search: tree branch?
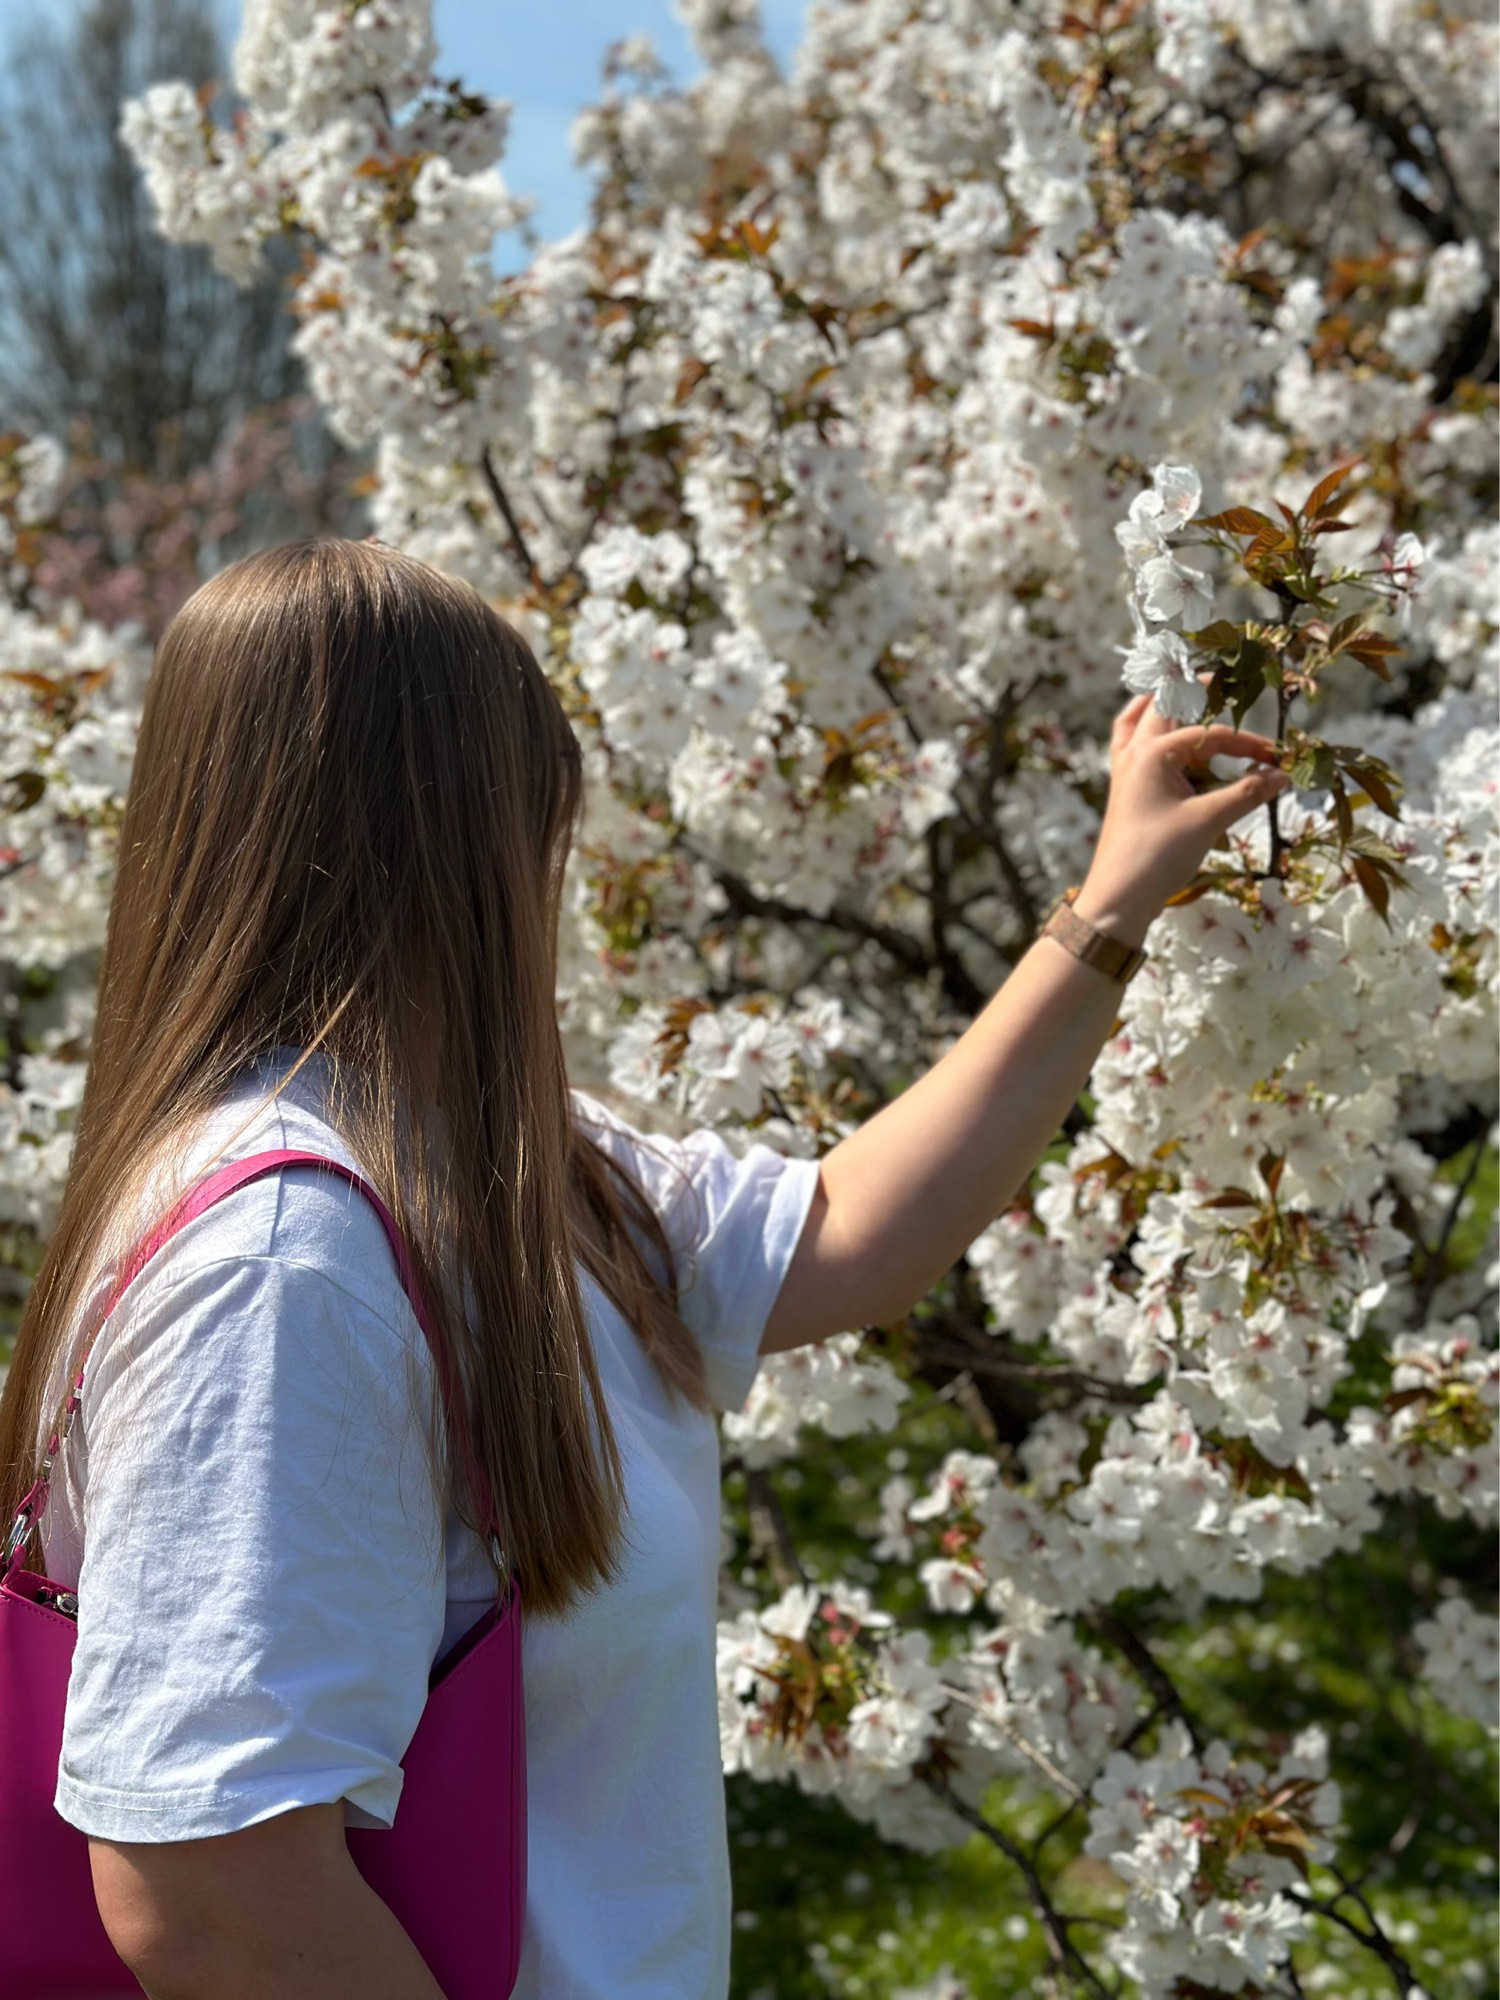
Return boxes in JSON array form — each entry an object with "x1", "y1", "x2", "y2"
[
  {"x1": 1079, "y1": 1610, "x2": 1204, "y2": 1756},
  {"x1": 916, "y1": 1768, "x2": 1115, "y2": 1997},
  {"x1": 914, "y1": 1333, "x2": 1148, "y2": 1406},
  {"x1": 672, "y1": 835, "x2": 936, "y2": 981},
  {"x1": 1413, "y1": 1127, "x2": 1489, "y2": 1320},
  {"x1": 870, "y1": 660, "x2": 924, "y2": 753},
  {"x1": 965, "y1": 673, "x2": 1049, "y2": 940},
  {"x1": 744, "y1": 1466, "x2": 808, "y2": 1593},
  {"x1": 1034, "y1": 1698, "x2": 1169, "y2": 1858},
  {"x1": 1289, "y1": 1872, "x2": 1422, "y2": 1996},
  {"x1": 1239, "y1": 52, "x2": 1479, "y2": 250},
  {"x1": 939, "y1": 1686, "x2": 1090, "y2": 1803},
  {"x1": 478, "y1": 446, "x2": 543, "y2": 589},
  {"x1": 1282, "y1": 1950, "x2": 1311, "y2": 2000},
  {"x1": 923, "y1": 820, "x2": 988, "y2": 1015}
]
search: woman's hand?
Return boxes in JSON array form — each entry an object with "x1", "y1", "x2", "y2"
[
  {"x1": 1074, "y1": 683, "x2": 1291, "y2": 944},
  {"x1": 89, "y1": 1804, "x2": 448, "y2": 1999},
  {"x1": 762, "y1": 680, "x2": 1296, "y2": 1352}
]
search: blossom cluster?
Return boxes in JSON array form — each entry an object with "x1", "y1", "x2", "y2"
[
  {"x1": 717, "y1": 1578, "x2": 985, "y2": 1852},
  {"x1": 1412, "y1": 1595, "x2": 1500, "y2": 1730},
  {"x1": 1082, "y1": 1719, "x2": 1341, "y2": 1997},
  {"x1": 722, "y1": 1333, "x2": 910, "y2": 1467},
  {"x1": 0, "y1": 563, "x2": 149, "y2": 1237}
]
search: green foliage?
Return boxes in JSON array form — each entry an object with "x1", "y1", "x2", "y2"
[
  {"x1": 725, "y1": 1504, "x2": 1498, "y2": 1997},
  {"x1": 725, "y1": 1772, "x2": 1064, "y2": 1999},
  {"x1": 722, "y1": 1160, "x2": 1499, "y2": 1997}
]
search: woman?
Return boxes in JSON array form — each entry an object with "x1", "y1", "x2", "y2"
[{"x1": 0, "y1": 536, "x2": 1290, "y2": 1998}]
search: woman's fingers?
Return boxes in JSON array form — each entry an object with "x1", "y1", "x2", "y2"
[
  {"x1": 1114, "y1": 684, "x2": 1284, "y2": 775},
  {"x1": 1197, "y1": 761, "x2": 1295, "y2": 830},
  {"x1": 1113, "y1": 691, "x2": 1153, "y2": 744},
  {"x1": 1160, "y1": 722, "x2": 1284, "y2": 767}
]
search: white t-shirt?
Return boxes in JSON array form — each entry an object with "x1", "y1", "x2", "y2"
[{"x1": 39, "y1": 1049, "x2": 822, "y2": 1999}]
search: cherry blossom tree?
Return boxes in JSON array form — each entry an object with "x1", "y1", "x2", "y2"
[
  {"x1": 0, "y1": 433, "x2": 150, "y2": 1297},
  {"x1": 8, "y1": 399, "x2": 362, "y2": 642},
  {"x1": 6, "y1": 0, "x2": 1497, "y2": 1991}
]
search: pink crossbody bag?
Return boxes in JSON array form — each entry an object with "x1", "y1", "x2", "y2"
[{"x1": 0, "y1": 1149, "x2": 526, "y2": 2000}]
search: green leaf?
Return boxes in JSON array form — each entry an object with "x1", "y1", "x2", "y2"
[
  {"x1": 1283, "y1": 575, "x2": 1335, "y2": 609},
  {"x1": 1229, "y1": 664, "x2": 1267, "y2": 728},
  {"x1": 1187, "y1": 619, "x2": 1245, "y2": 653},
  {"x1": 1288, "y1": 741, "x2": 1338, "y2": 790},
  {"x1": 1338, "y1": 753, "x2": 1404, "y2": 819},
  {"x1": 1351, "y1": 855, "x2": 1393, "y2": 924},
  {"x1": 1331, "y1": 775, "x2": 1354, "y2": 845},
  {"x1": 2, "y1": 771, "x2": 44, "y2": 812},
  {"x1": 1344, "y1": 830, "x2": 1407, "y2": 862}
]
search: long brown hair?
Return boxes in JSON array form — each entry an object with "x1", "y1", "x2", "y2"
[{"x1": 0, "y1": 537, "x2": 710, "y2": 1620}]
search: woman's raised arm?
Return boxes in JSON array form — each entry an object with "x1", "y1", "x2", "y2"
[{"x1": 760, "y1": 691, "x2": 1292, "y2": 1355}]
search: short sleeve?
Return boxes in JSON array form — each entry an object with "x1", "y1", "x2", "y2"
[
  {"x1": 571, "y1": 1089, "x2": 822, "y2": 1414},
  {"x1": 55, "y1": 1225, "x2": 448, "y2": 1844}
]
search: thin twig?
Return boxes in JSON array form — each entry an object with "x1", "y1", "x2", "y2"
[
  {"x1": 915, "y1": 1333, "x2": 1148, "y2": 1406},
  {"x1": 1414, "y1": 1128, "x2": 1489, "y2": 1319},
  {"x1": 871, "y1": 661, "x2": 925, "y2": 753},
  {"x1": 917, "y1": 1769, "x2": 1114, "y2": 1997},
  {"x1": 1035, "y1": 1700, "x2": 1169, "y2": 1856},
  {"x1": 1289, "y1": 1877, "x2": 1421, "y2": 1997},
  {"x1": 938, "y1": 1685, "x2": 1088, "y2": 1803},
  {"x1": 743, "y1": 1467, "x2": 807, "y2": 1592},
  {"x1": 672, "y1": 836, "x2": 935, "y2": 979},
  {"x1": 1080, "y1": 1610, "x2": 1204, "y2": 1756},
  {"x1": 479, "y1": 446, "x2": 542, "y2": 588}
]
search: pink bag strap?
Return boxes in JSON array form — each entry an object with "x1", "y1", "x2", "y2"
[
  {"x1": 104, "y1": 1150, "x2": 435, "y2": 1331},
  {"x1": 6, "y1": 1150, "x2": 508, "y2": 1585}
]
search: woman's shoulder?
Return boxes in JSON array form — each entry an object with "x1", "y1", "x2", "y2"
[
  {"x1": 107, "y1": 1060, "x2": 422, "y2": 1351},
  {"x1": 570, "y1": 1080, "x2": 752, "y2": 1173},
  {"x1": 568, "y1": 1081, "x2": 819, "y2": 1262},
  {"x1": 568, "y1": 1083, "x2": 705, "y2": 1220}
]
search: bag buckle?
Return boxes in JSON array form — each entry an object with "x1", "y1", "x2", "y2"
[
  {"x1": 489, "y1": 1535, "x2": 512, "y2": 1608},
  {"x1": 5, "y1": 1505, "x2": 34, "y2": 1569}
]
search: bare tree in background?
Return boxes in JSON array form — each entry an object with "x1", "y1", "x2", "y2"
[{"x1": 0, "y1": 0, "x2": 308, "y2": 479}]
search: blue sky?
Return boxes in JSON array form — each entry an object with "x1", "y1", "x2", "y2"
[{"x1": 432, "y1": 1, "x2": 809, "y2": 258}]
